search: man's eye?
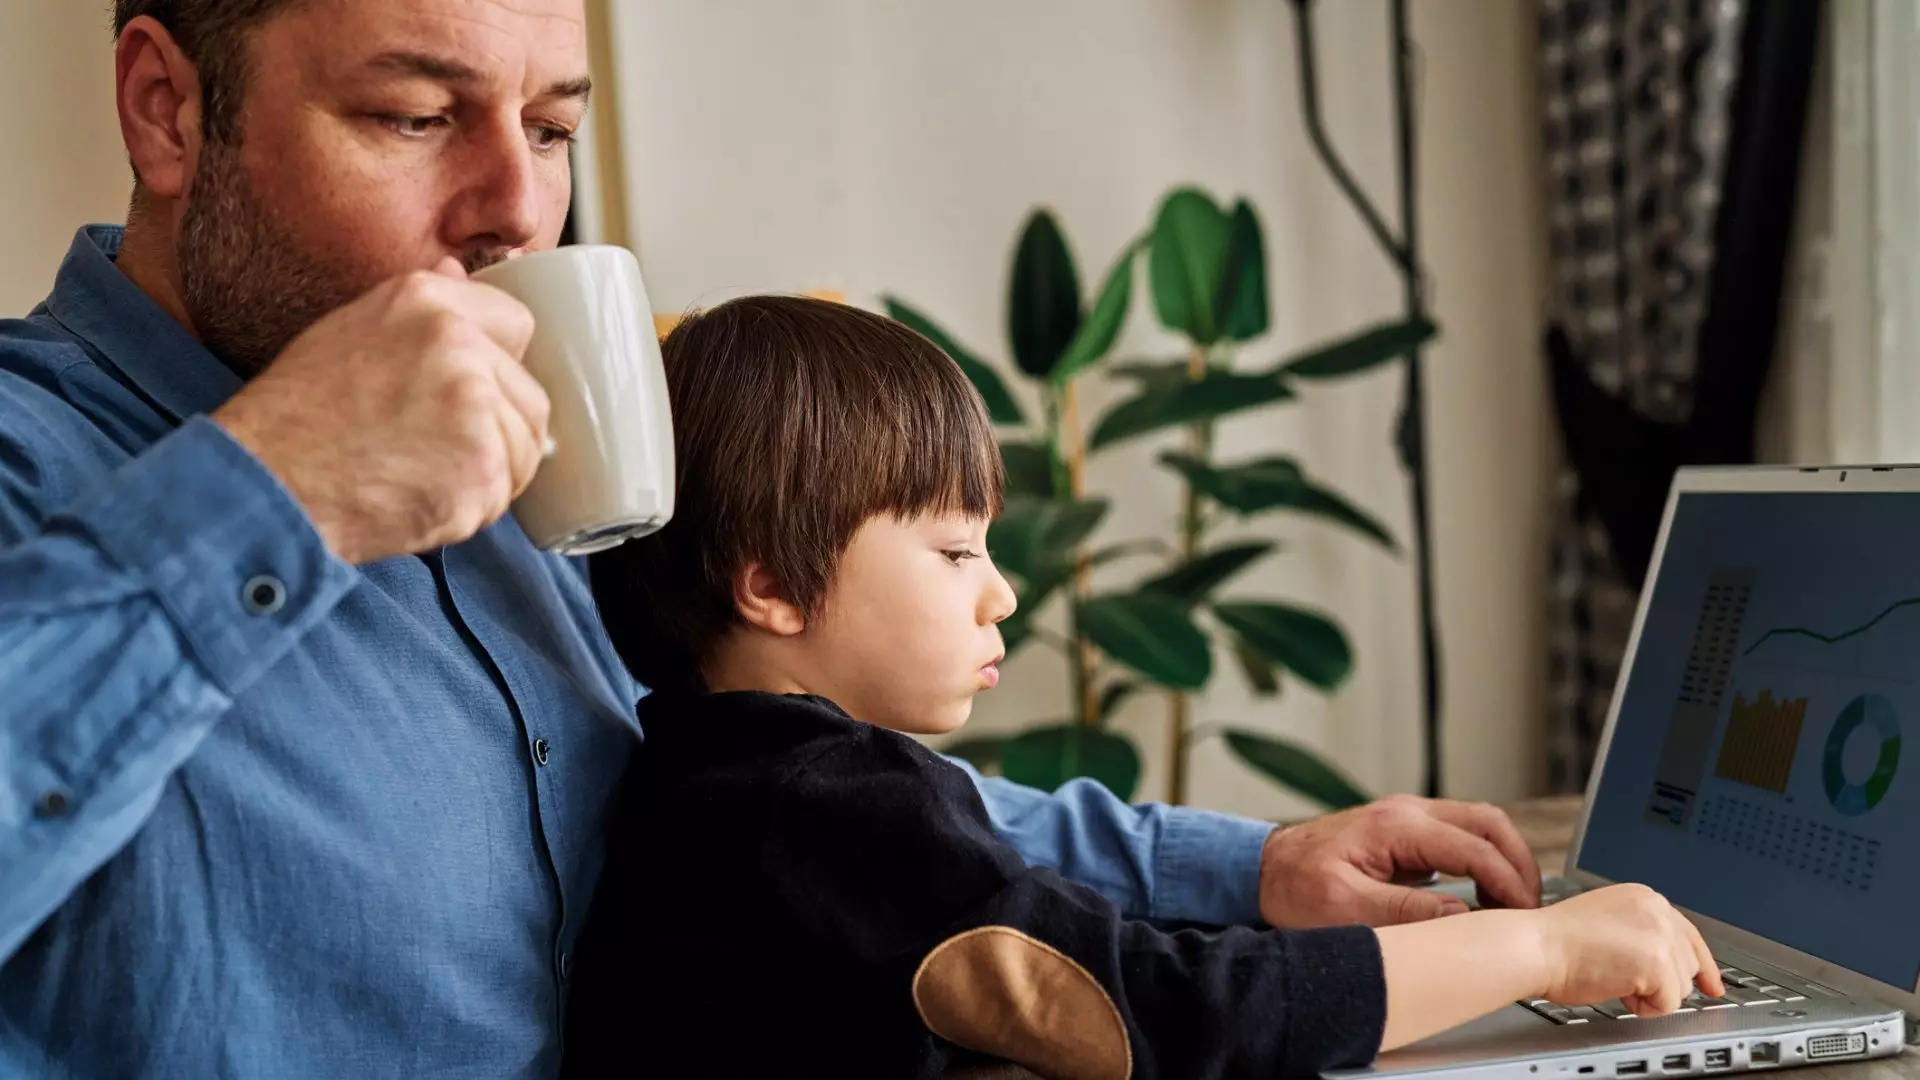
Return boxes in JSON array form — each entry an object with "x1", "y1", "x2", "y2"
[
  {"x1": 528, "y1": 125, "x2": 576, "y2": 152},
  {"x1": 382, "y1": 114, "x2": 449, "y2": 138}
]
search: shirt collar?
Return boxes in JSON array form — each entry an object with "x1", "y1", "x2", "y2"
[{"x1": 43, "y1": 224, "x2": 243, "y2": 423}]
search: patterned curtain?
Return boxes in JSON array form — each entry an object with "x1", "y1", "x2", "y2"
[{"x1": 1539, "y1": 0, "x2": 1821, "y2": 791}]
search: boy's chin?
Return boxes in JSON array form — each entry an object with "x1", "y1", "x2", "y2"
[{"x1": 912, "y1": 696, "x2": 976, "y2": 737}]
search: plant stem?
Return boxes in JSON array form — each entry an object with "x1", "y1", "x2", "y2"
[
  {"x1": 1060, "y1": 379, "x2": 1100, "y2": 728},
  {"x1": 1167, "y1": 343, "x2": 1212, "y2": 805}
]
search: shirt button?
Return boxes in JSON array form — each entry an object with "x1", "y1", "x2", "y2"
[
  {"x1": 533, "y1": 738, "x2": 551, "y2": 767},
  {"x1": 34, "y1": 788, "x2": 72, "y2": 820},
  {"x1": 241, "y1": 574, "x2": 287, "y2": 616}
]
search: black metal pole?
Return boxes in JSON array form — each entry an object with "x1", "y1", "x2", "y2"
[
  {"x1": 1388, "y1": 0, "x2": 1442, "y2": 800},
  {"x1": 1288, "y1": 0, "x2": 1442, "y2": 798}
]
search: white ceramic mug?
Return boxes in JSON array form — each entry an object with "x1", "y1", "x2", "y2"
[{"x1": 473, "y1": 245, "x2": 675, "y2": 554}]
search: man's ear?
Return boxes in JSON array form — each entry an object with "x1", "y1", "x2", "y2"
[
  {"x1": 733, "y1": 562, "x2": 806, "y2": 637},
  {"x1": 116, "y1": 15, "x2": 206, "y2": 202}
]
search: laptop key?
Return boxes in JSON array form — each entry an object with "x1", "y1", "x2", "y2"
[
  {"x1": 1722, "y1": 986, "x2": 1775, "y2": 1006},
  {"x1": 1591, "y1": 1000, "x2": 1638, "y2": 1019},
  {"x1": 1756, "y1": 985, "x2": 1807, "y2": 1002},
  {"x1": 1564, "y1": 1006, "x2": 1609, "y2": 1023}
]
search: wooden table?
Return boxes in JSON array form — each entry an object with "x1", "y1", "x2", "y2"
[{"x1": 1504, "y1": 796, "x2": 1916, "y2": 1078}]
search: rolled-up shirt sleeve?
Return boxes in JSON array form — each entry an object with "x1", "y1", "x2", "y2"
[{"x1": 0, "y1": 410, "x2": 358, "y2": 962}]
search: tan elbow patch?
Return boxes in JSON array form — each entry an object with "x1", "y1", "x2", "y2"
[{"x1": 912, "y1": 926, "x2": 1131, "y2": 1080}]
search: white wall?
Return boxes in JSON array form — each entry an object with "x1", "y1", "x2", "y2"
[
  {"x1": 0, "y1": 2, "x2": 129, "y2": 317},
  {"x1": 606, "y1": 0, "x2": 1552, "y2": 816}
]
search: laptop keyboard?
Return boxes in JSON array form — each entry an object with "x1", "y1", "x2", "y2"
[{"x1": 1522, "y1": 965, "x2": 1809, "y2": 1024}]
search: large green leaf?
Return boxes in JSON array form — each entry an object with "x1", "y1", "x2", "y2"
[
  {"x1": 1219, "y1": 199, "x2": 1270, "y2": 341},
  {"x1": 1008, "y1": 210, "x2": 1083, "y2": 378},
  {"x1": 1139, "y1": 542, "x2": 1276, "y2": 607},
  {"x1": 1158, "y1": 453, "x2": 1303, "y2": 513},
  {"x1": 1222, "y1": 729, "x2": 1368, "y2": 809},
  {"x1": 1231, "y1": 634, "x2": 1281, "y2": 696},
  {"x1": 1078, "y1": 592, "x2": 1212, "y2": 690},
  {"x1": 1089, "y1": 371, "x2": 1295, "y2": 451},
  {"x1": 941, "y1": 735, "x2": 1011, "y2": 773},
  {"x1": 986, "y1": 496, "x2": 1052, "y2": 580},
  {"x1": 988, "y1": 495, "x2": 1108, "y2": 588},
  {"x1": 1211, "y1": 601, "x2": 1353, "y2": 691},
  {"x1": 885, "y1": 297, "x2": 1025, "y2": 425},
  {"x1": 1272, "y1": 317, "x2": 1438, "y2": 381},
  {"x1": 1040, "y1": 498, "x2": 1109, "y2": 557},
  {"x1": 1157, "y1": 453, "x2": 1396, "y2": 549},
  {"x1": 1003, "y1": 724, "x2": 1142, "y2": 800},
  {"x1": 1107, "y1": 357, "x2": 1195, "y2": 394},
  {"x1": 1052, "y1": 248, "x2": 1135, "y2": 385},
  {"x1": 1000, "y1": 441, "x2": 1055, "y2": 499},
  {"x1": 1281, "y1": 484, "x2": 1398, "y2": 550},
  {"x1": 1149, "y1": 188, "x2": 1232, "y2": 344}
]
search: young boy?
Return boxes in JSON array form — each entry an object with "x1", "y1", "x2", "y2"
[{"x1": 565, "y1": 296, "x2": 1722, "y2": 1078}]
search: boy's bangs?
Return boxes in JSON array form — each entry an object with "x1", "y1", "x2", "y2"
[{"x1": 855, "y1": 365, "x2": 1006, "y2": 525}]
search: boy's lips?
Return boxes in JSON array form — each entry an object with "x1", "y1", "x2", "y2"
[{"x1": 979, "y1": 653, "x2": 1004, "y2": 689}]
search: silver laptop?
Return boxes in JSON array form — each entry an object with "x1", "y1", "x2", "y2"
[{"x1": 1331, "y1": 465, "x2": 1918, "y2": 1078}]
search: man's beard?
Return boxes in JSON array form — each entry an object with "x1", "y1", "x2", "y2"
[{"x1": 175, "y1": 138, "x2": 511, "y2": 376}]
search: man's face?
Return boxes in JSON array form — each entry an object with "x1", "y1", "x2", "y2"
[{"x1": 176, "y1": 0, "x2": 588, "y2": 370}]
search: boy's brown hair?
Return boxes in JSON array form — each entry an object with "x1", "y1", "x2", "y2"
[{"x1": 589, "y1": 295, "x2": 1005, "y2": 696}]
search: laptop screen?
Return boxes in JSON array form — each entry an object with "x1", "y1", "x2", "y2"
[{"x1": 1577, "y1": 488, "x2": 1920, "y2": 990}]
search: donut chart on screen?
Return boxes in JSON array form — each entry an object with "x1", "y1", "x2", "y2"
[{"x1": 1823, "y1": 693, "x2": 1901, "y2": 816}]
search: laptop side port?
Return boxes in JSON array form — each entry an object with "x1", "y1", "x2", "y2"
[
  {"x1": 1617, "y1": 1062, "x2": 1648, "y2": 1076},
  {"x1": 1661, "y1": 1053, "x2": 1690, "y2": 1071},
  {"x1": 1806, "y1": 1032, "x2": 1868, "y2": 1060},
  {"x1": 1703, "y1": 1047, "x2": 1732, "y2": 1070},
  {"x1": 1750, "y1": 1041, "x2": 1780, "y2": 1066}
]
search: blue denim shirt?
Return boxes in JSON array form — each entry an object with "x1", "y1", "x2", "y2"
[{"x1": 0, "y1": 226, "x2": 1273, "y2": 1078}]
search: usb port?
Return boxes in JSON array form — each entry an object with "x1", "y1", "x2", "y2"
[
  {"x1": 1704, "y1": 1048, "x2": 1732, "y2": 1070},
  {"x1": 1662, "y1": 1053, "x2": 1691, "y2": 1071},
  {"x1": 1617, "y1": 1062, "x2": 1648, "y2": 1076},
  {"x1": 1751, "y1": 1041, "x2": 1779, "y2": 1065}
]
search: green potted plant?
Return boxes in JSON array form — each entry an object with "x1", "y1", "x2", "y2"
[{"x1": 886, "y1": 186, "x2": 1434, "y2": 808}]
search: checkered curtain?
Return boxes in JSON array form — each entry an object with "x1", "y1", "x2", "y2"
[{"x1": 1539, "y1": 0, "x2": 1747, "y2": 791}]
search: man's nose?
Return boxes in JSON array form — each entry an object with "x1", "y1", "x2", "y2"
[{"x1": 448, "y1": 117, "x2": 544, "y2": 255}]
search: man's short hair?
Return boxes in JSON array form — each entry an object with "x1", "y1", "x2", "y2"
[
  {"x1": 112, "y1": 0, "x2": 297, "y2": 144},
  {"x1": 589, "y1": 295, "x2": 1005, "y2": 696}
]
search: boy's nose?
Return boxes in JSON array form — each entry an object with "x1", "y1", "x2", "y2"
[{"x1": 980, "y1": 563, "x2": 1018, "y2": 625}]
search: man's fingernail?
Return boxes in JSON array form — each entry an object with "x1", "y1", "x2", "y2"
[
  {"x1": 1441, "y1": 899, "x2": 1469, "y2": 917},
  {"x1": 541, "y1": 436, "x2": 559, "y2": 458}
]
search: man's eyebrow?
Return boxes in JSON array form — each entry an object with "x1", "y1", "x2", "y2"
[{"x1": 366, "y1": 51, "x2": 593, "y2": 101}]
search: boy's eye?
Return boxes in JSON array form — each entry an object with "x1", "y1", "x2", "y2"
[{"x1": 942, "y1": 549, "x2": 982, "y2": 565}]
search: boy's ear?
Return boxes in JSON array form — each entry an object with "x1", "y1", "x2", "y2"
[{"x1": 733, "y1": 562, "x2": 807, "y2": 636}]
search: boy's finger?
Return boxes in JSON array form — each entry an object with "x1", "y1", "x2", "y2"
[{"x1": 1681, "y1": 914, "x2": 1723, "y2": 996}]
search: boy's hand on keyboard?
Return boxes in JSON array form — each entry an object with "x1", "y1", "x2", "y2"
[{"x1": 1533, "y1": 884, "x2": 1726, "y2": 1016}]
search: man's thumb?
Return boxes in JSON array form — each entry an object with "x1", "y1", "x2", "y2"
[{"x1": 1365, "y1": 881, "x2": 1471, "y2": 926}]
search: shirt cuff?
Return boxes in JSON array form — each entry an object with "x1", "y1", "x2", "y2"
[
  {"x1": 1150, "y1": 804, "x2": 1275, "y2": 926},
  {"x1": 55, "y1": 415, "x2": 359, "y2": 695}
]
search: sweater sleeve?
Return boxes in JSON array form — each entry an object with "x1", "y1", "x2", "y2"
[{"x1": 766, "y1": 728, "x2": 1387, "y2": 1079}]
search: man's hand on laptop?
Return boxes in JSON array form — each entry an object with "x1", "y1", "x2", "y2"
[{"x1": 1258, "y1": 795, "x2": 1543, "y2": 928}]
